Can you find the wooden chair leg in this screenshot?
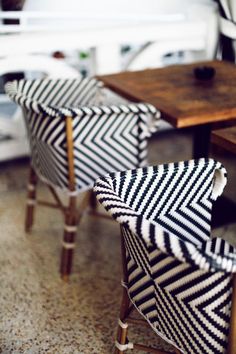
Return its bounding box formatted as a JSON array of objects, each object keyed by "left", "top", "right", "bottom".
[
  {"left": 60, "top": 195, "right": 78, "bottom": 281},
  {"left": 115, "top": 231, "right": 133, "bottom": 353},
  {"left": 115, "top": 287, "right": 131, "bottom": 354},
  {"left": 89, "top": 190, "right": 97, "bottom": 211},
  {"left": 25, "top": 166, "right": 37, "bottom": 232},
  {"left": 115, "top": 231, "right": 176, "bottom": 354}
]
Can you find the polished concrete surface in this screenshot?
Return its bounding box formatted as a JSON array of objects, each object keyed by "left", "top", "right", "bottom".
[{"left": 0, "top": 129, "right": 236, "bottom": 353}]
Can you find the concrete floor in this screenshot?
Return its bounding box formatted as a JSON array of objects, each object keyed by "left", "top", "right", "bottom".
[{"left": 0, "top": 128, "right": 236, "bottom": 353}]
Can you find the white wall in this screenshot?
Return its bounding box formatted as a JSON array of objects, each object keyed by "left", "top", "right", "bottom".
[{"left": 24, "top": 0, "right": 216, "bottom": 16}]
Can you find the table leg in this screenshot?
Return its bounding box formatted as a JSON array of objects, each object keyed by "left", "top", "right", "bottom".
[
  {"left": 192, "top": 123, "right": 211, "bottom": 159},
  {"left": 192, "top": 123, "right": 236, "bottom": 227}
]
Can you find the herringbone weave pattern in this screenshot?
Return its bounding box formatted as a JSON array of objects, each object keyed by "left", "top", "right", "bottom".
[
  {"left": 5, "top": 78, "right": 160, "bottom": 192},
  {"left": 94, "top": 158, "right": 236, "bottom": 354}
]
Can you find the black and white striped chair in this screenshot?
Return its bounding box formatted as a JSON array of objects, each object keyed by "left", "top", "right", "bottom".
[
  {"left": 5, "top": 77, "right": 160, "bottom": 279},
  {"left": 94, "top": 158, "right": 236, "bottom": 354},
  {"left": 216, "top": 0, "right": 236, "bottom": 62}
]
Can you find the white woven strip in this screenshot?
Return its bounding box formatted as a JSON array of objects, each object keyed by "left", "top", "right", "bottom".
[
  {"left": 27, "top": 199, "right": 36, "bottom": 205},
  {"left": 27, "top": 183, "right": 36, "bottom": 191},
  {"left": 62, "top": 241, "right": 76, "bottom": 249},
  {"left": 219, "top": 0, "right": 232, "bottom": 20},
  {"left": 68, "top": 190, "right": 79, "bottom": 197},
  {"left": 118, "top": 319, "right": 128, "bottom": 329},
  {"left": 115, "top": 341, "right": 134, "bottom": 351},
  {"left": 64, "top": 225, "right": 77, "bottom": 232},
  {"left": 220, "top": 16, "right": 236, "bottom": 39},
  {"left": 211, "top": 167, "right": 227, "bottom": 200},
  {"left": 121, "top": 280, "right": 128, "bottom": 288}
]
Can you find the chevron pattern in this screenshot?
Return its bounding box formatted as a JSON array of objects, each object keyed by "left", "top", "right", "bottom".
[
  {"left": 94, "top": 158, "right": 236, "bottom": 354},
  {"left": 5, "top": 78, "right": 160, "bottom": 192}
]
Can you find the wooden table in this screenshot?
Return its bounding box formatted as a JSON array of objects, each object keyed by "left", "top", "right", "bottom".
[
  {"left": 98, "top": 60, "right": 236, "bottom": 158},
  {"left": 210, "top": 125, "right": 236, "bottom": 226},
  {"left": 212, "top": 126, "right": 236, "bottom": 155}
]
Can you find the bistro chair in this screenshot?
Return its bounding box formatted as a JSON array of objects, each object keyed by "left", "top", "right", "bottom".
[
  {"left": 216, "top": 0, "right": 236, "bottom": 62},
  {"left": 94, "top": 158, "right": 236, "bottom": 354},
  {"left": 5, "top": 77, "right": 160, "bottom": 279}
]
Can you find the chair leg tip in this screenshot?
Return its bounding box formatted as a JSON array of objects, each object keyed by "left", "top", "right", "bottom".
[
  {"left": 61, "top": 274, "right": 69, "bottom": 282},
  {"left": 25, "top": 225, "right": 32, "bottom": 233}
]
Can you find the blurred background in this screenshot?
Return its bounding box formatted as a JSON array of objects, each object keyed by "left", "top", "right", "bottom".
[
  {"left": 2, "top": 2, "right": 236, "bottom": 353},
  {"left": 0, "top": 0, "right": 223, "bottom": 162}
]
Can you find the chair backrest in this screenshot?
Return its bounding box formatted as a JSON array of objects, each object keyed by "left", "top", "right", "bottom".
[
  {"left": 5, "top": 78, "right": 160, "bottom": 192},
  {"left": 216, "top": 0, "right": 236, "bottom": 61},
  {"left": 94, "top": 158, "right": 236, "bottom": 354}
]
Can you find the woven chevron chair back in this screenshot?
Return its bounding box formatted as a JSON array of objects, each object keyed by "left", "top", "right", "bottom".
[
  {"left": 94, "top": 158, "right": 236, "bottom": 354},
  {"left": 5, "top": 78, "right": 159, "bottom": 193}
]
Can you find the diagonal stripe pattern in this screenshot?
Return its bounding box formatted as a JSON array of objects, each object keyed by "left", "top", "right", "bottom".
[
  {"left": 5, "top": 78, "right": 160, "bottom": 192},
  {"left": 94, "top": 158, "right": 236, "bottom": 354}
]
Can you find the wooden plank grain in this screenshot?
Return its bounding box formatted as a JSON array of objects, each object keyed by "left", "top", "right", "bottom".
[
  {"left": 211, "top": 126, "right": 236, "bottom": 154},
  {"left": 98, "top": 60, "right": 236, "bottom": 128}
]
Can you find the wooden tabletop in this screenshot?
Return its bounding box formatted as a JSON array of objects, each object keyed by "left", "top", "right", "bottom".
[
  {"left": 98, "top": 60, "right": 236, "bottom": 128},
  {"left": 212, "top": 126, "right": 236, "bottom": 155}
]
